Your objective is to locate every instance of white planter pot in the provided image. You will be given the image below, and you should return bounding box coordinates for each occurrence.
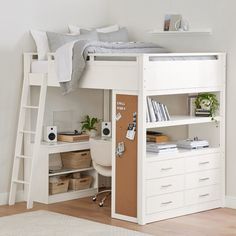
[86,130,97,138]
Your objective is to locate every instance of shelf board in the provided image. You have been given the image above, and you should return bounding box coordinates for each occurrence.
[49,167,94,177]
[146,147,221,162]
[149,29,212,36]
[146,116,220,128]
[40,141,90,154]
[48,187,98,204]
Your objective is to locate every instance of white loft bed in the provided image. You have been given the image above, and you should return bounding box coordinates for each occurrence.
[25,52,225,94]
[23,52,226,225]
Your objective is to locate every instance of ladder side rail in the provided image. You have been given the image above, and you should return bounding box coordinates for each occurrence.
[9,75,30,205]
[27,74,48,209]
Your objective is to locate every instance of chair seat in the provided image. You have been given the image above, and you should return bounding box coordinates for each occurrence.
[93,161,112,177]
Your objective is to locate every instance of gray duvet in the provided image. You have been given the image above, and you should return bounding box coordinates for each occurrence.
[59,41,168,94]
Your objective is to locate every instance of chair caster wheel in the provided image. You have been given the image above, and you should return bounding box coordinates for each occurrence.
[92,197,97,201]
[99,202,104,207]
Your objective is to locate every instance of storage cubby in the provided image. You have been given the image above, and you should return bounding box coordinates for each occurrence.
[24,141,98,204]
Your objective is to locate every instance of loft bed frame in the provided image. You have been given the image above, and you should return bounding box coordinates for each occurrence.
[26,52,225,93]
[22,52,226,225]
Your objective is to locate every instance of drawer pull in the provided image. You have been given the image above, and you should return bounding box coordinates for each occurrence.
[161,184,172,188]
[161,167,173,171]
[199,161,210,165]
[199,177,210,182]
[199,193,210,198]
[161,201,173,205]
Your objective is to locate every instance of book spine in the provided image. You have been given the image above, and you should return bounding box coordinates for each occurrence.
[161,103,168,121]
[147,97,156,122]
[164,105,171,120]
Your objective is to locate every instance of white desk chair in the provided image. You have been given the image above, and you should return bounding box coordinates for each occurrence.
[90,138,112,207]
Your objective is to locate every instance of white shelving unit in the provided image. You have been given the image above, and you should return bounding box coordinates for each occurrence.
[24,141,98,204]
[148,29,212,36]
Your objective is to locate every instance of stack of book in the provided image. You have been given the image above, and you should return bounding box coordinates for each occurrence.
[146,97,170,122]
[195,109,211,117]
[147,142,178,154]
[146,131,169,143]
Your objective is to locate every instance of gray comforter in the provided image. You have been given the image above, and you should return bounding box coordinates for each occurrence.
[59,41,167,94]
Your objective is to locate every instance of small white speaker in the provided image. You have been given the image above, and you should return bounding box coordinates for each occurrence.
[101,122,111,138]
[44,126,57,143]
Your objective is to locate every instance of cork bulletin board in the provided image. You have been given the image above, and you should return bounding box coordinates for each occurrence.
[115,94,138,217]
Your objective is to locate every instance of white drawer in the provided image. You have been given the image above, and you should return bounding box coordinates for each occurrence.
[147,158,185,179]
[185,185,220,205]
[185,169,220,189]
[186,153,220,173]
[147,175,184,197]
[146,192,184,214]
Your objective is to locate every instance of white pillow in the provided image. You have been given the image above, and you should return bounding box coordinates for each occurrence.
[68,24,119,35]
[30,30,50,60]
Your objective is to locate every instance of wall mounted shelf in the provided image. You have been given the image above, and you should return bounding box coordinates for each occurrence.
[148,29,212,36]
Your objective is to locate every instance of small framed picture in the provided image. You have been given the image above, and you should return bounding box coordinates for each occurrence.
[164,14,182,31]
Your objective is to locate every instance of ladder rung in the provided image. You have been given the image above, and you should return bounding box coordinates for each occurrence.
[13,180,29,185]
[20,130,36,135]
[16,155,32,159]
[23,105,39,109]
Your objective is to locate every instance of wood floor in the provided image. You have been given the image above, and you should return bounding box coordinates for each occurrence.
[1,197,236,236]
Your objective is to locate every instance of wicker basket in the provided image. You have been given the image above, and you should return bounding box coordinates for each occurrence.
[69,176,93,191]
[49,179,69,195]
[61,150,91,169]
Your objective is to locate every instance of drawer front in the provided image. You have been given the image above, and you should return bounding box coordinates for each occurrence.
[147,158,185,179]
[185,185,220,205]
[185,169,220,189]
[186,153,220,173]
[146,192,184,214]
[147,175,184,197]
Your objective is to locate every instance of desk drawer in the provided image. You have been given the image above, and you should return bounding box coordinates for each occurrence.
[185,185,220,205]
[147,158,185,179]
[186,153,220,173]
[147,175,184,197]
[146,192,184,214]
[185,169,220,189]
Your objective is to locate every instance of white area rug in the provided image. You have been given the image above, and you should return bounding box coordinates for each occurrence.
[0,210,152,236]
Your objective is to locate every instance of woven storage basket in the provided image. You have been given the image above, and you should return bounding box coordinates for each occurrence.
[69,176,93,191]
[61,150,91,169]
[49,179,69,195]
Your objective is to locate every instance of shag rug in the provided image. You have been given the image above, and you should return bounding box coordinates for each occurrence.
[0,210,152,236]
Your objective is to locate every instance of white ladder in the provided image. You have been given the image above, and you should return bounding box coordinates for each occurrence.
[9,74,47,209]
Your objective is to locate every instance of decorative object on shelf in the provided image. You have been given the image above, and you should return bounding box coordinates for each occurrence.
[49,176,69,195]
[146,131,169,143]
[81,115,100,137]
[195,93,219,119]
[177,137,209,149]
[69,175,93,191]
[61,150,92,169]
[164,14,182,31]
[188,95,197,116]
[44,126,57,143]
[146,97,170,122]
[146,142,178,153]
[57,130,89,142]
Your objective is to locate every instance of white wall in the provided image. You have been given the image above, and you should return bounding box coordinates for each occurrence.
[0,0,109,198]
[109,0,236,197]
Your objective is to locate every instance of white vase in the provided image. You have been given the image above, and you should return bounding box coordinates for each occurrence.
[87,130,97,138]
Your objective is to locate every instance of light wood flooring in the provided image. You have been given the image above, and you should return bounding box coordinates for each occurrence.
[0,197,236,236]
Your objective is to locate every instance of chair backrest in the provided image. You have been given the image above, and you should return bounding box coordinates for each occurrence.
[90,138,112,167]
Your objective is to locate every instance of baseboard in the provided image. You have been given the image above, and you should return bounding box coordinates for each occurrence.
[0,191,24,206]
[225,196,236,209]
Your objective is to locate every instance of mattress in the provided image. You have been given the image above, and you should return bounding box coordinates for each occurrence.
[31,60,48,73]
[30,56,217,73]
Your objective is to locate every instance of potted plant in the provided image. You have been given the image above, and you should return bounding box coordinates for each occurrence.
[81,115,100,137]
[195,93,219,119]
